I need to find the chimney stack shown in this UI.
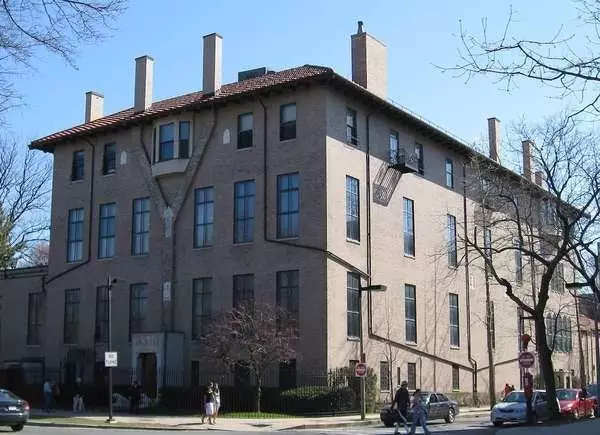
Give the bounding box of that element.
[85,91,104,123]
[535,170,544,187]
[522,140,535,181]
[203,33,223,95]
[487,117,501,162]
[351,21,387,99]
[134,55,154,113]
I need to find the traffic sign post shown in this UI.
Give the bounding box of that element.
[518,351,535,369]
[104,352,118,368]
[355,362,367,377]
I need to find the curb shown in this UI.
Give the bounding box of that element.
[27,421,188,431]
[282,419,380,430]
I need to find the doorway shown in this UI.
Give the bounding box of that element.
[137,353,157,398]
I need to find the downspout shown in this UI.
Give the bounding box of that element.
[366,114,373,329]
[462,163,478,405]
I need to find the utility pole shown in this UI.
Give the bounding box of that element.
[106,275,117,423]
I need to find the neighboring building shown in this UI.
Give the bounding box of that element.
[0,24,584,401]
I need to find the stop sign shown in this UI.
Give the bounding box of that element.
[355,362,367,377]
[518,351,535,369]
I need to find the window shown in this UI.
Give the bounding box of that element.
[551,264,564,293]
[191,361,200,386]
[95,286,108,343]
[237,113,253,148]
[452,365,460,390]
[158,123,175,161]
[347,272,360,338]
[277,270,299,327]
[64,288,80,344]
[445,158,454,188]
[98,203,116,259]
[129,283,148,335]
[67,208,84,262]
[380,361,391,391]
[515,240,523,284]
[546,313,555,350]
[280,103,296,140]
[403,198,415,256]
[132,198,150,255]
[405,284,417,343]
[194,187,214,248]
[233,274,254,309]
[277,173,300,238]
[449,293,460,347]
[71,150,85,181]
[389,130,399,164]
[346,176,360,241]
[407,363,417,390]
[192,278,212,339]
[102,143,116,175]
[27,293,42,345]
[489,300,495,350]
[179,121,190,158]
[447,214,457,267]
[346,108,357,145]
[234,181,255,243]
[415,143,424,175]
[484,228,492,259]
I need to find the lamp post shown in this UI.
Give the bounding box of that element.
[106,275,117,423]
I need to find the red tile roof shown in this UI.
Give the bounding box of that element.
[30,65,333,151]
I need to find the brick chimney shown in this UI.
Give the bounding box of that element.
[203,33,223,95]
[85,91,104,123]
[134,55,154,113]
[535,170,544,187]
[351,21,387,99]
[487,117,501,162]
[522,140,535,181]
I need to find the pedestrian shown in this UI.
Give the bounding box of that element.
[408,390,431,435]
[391,381,410,434]
[213,383,221,420]
[510,385,516,392]
[129,380,141,414]
[503,383,512,399]
[52,380,61,409]
[72,377,85,412]
[201,382,216,425]
[43,378,53,412]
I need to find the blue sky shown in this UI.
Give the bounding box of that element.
[7,0,582,157]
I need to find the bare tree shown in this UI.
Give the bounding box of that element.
[25,240,49,266]
[203,303,298,413]
[0,0,126,119]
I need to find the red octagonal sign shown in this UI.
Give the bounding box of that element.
[355,362,368,377]
[519,351,535,369]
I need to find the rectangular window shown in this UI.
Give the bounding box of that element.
[447,214,457,266]
[71,150,85,181]
[415,143,424,175]
[98,203,116,259]
[277,270,299,328]
[407,363,417,390]
[129,283,148,335]
[347,272,360,338]
[277,173,300,238]
[95,286,108,343]
[67,208,84,263]
[405,284,417,343]
[179,121,190,158]
[27,293,42,345]
[449,293,460,347]
[159,123,175,161]
[452,365,460,390]
[102,143,116,175]
[445,158,454,188]
[380,361,391,391]
[233,274,254,309]
[234,181,256,243]
[346,108,357,145]
[64,288,80,344]
[403,198,415,256]
[389,130,399,164]
[194,187,214,248]
[551,264,565,293]
[489,300,495,350]
[515,240,523,284]
[280,103,296,140]
[484,228,492,259]
[131,198,150,256]
[192,278,212,339]
[346,176,360,241]
[237,113,254,148]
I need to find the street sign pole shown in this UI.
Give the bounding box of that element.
[106,275,114,423]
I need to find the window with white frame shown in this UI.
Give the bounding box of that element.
[154,119,192,162]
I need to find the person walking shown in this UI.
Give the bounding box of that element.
[43,379,53,413]
[503,383,512,399]
[408,390,431,435]
[213,383,221,420]
[201,382,215,425]
[392,381,410,434]
[72,377,85,412]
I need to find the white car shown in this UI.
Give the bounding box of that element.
[491,390,558,427]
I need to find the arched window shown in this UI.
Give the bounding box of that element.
[566,317,572,352]
[546,313,555,350]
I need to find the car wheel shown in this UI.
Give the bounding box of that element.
[493,421,503,427]
[445,407,456,423]
[11,424,24,432]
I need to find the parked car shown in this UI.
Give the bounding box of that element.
[556,388,596,419]
[587,384,599,415]
[491,390,558,427]
[380,391,459,427]
[0,389,29,432]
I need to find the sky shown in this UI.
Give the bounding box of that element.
[5,0,586,165]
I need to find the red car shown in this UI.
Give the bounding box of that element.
[556,388,596,419]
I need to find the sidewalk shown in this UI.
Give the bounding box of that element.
[29,406,490,431]
[496,418,600,435]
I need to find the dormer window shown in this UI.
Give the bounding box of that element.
[179,121,190,158]
[154,118,193,163]
[158,123,175,161]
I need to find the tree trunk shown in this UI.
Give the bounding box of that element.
[485,282,496,407]
[534,314,560,419]
[256,376,262,414]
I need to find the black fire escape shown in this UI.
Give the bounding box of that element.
[372,146,419,206]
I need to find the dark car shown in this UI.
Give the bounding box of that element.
[588,384,600,415]
[380,391,459,427]
[0,389,29,432]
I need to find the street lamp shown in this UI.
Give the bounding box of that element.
[106,275,117,423]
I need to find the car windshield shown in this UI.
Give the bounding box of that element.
[556,390,577,400]
[0,390,19,401]
[503,392,526,403]
[589,385,599,397]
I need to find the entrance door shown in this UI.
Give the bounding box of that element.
[137,353,157,398]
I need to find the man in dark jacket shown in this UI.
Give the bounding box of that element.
[392,381,410,434]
